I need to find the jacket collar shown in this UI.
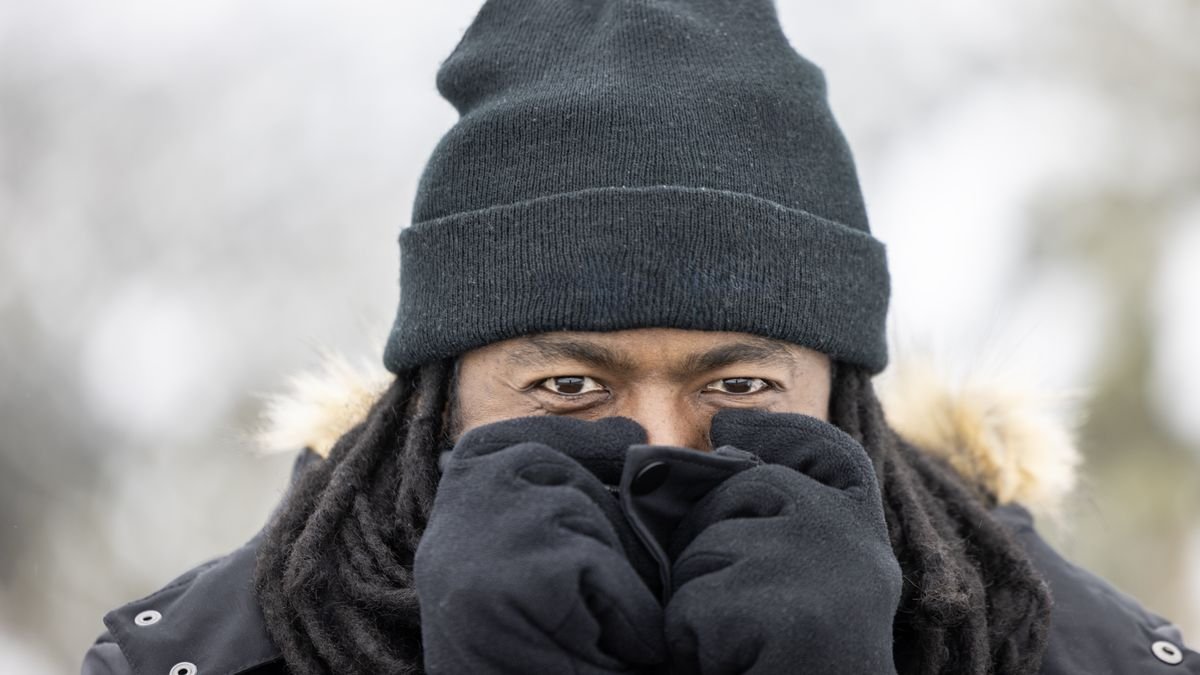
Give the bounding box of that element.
[105,343,1089,667]
[107,346,1089,674]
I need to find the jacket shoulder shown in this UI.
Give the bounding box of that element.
[992,503,1200,674]
[81,628,132,675]
[82,532,284,675]
[81,450,321,675]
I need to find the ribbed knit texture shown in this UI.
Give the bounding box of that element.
[384,0,891,374]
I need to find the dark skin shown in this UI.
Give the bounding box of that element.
[448,327,832,450]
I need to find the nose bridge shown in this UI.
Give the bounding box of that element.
[620,389,710,452]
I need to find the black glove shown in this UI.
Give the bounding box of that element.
[663,408,902,674]
[414,414,667,674]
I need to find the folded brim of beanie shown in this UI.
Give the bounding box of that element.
[384,184,888,374]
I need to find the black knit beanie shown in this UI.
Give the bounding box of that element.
[383,0,890,375]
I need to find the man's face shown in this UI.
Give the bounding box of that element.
[448,328,832,451]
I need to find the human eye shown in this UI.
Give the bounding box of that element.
[703,377,774,395]
[536,375,606,397]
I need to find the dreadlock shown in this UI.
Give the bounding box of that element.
[255,358,1051,674]
[826,361,1051,674]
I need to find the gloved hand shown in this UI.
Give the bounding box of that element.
[664,408,902,674]
[414,414,667,674]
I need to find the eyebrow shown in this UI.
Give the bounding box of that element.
[506,336,639,372]
[678,340,797,376]
[505,335,797,379]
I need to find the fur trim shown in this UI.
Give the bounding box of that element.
[253,349,1085,521]
[253,349,392,459]
[875,353,1086,523]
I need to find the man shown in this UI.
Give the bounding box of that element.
[83,0,1197,673]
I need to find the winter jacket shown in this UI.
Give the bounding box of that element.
[81,356,1200,674]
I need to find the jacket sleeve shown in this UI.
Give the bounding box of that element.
[992,503,1200,674]
[81,629,133,675]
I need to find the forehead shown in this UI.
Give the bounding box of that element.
[465,328,827,375]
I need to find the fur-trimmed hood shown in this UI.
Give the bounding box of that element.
[252,349,1086,522]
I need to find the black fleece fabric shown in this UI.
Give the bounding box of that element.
[413,415,666,674]
[415,409,901,674]
[662,409,902,674]
[383,0,890,375]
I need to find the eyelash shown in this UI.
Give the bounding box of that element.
[534,376,775,397]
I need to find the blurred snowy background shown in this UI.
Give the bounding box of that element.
[2,0,1198,669]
